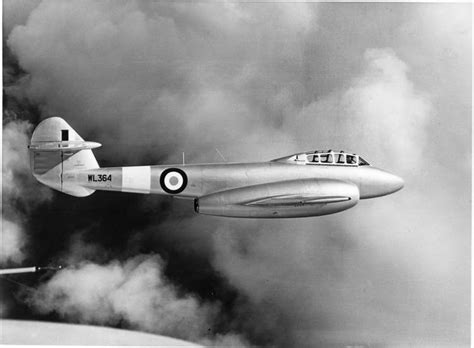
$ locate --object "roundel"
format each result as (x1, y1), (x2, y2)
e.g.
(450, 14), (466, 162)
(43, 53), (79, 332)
(160, 168), (188, 194)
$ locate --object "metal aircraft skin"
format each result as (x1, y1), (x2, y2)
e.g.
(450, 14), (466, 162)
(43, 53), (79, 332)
(28, 117), (404, 218)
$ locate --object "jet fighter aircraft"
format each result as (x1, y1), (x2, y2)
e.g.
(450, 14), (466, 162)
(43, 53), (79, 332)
(28, 117), (404, 218)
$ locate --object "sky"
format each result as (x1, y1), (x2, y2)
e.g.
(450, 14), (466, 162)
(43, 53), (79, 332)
(1, 1), (471, 347)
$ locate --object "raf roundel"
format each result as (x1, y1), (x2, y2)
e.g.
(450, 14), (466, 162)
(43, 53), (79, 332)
(160, 168), (188, 194)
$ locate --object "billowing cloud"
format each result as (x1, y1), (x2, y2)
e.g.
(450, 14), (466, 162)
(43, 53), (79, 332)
(206, 46), (466, 346)
(208, 46), (466, 346)
(2, 117), (51, 208)
(2, 117), (52, 264)
(282, 47), (431, 172)
(28, 252), (248, 346)
(7, 0), (318, 163)
(2, 0), (41, 39)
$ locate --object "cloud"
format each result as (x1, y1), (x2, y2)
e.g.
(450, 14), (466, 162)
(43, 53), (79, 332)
(27, 252), (248, 346)
(7, 0), (318, 163)
(284, 47), (431, 173)
(3, 118), (32, 204)
(2, 117), (52, 265)
(2, 0), (41, 39)
(211, 211), (467, 347)
(208, 48), (465, 347)
(1, 219), (26, 264)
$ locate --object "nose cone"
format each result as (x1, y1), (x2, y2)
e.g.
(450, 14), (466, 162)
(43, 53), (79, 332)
(358, 168), (404, 199)
(385, 172), (404, 194)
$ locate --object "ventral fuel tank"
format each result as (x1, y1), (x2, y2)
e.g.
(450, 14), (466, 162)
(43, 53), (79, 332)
(195, 179), (359, 218)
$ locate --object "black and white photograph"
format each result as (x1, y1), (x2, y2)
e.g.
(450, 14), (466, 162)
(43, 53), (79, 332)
(1, 1), (471, 347)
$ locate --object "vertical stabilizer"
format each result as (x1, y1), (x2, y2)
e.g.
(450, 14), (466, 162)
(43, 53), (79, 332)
(29, 117), (101, 197)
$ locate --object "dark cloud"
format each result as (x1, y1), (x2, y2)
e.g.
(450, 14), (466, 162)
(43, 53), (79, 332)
(2, 1), (470, 347)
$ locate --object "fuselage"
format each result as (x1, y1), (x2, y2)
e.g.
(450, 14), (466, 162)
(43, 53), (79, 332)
(68, 161), (404, 199)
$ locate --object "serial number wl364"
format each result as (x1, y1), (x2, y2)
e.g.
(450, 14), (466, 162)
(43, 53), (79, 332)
(88, 174), (112, 182)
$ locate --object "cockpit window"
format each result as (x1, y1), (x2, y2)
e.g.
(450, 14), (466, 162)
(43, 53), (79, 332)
(336, 153), (345, 164)
(346, 155), (357, 164)
(320, 153), (333, 164)
(272, 150), (369, 166)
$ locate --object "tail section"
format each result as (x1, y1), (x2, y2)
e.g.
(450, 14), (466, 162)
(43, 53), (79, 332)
(29, 117), (101, 197)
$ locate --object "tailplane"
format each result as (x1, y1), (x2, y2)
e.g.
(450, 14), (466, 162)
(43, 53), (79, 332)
(29, 117), (101, 197)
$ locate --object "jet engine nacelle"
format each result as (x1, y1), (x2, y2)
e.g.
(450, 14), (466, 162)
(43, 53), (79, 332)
(195, 179), (359, 218)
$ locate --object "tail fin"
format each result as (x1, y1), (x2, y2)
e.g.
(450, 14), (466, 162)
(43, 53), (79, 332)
(29, 117), (101, 197)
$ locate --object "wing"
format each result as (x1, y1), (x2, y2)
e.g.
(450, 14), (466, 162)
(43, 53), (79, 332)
(196, 179), (359, 218)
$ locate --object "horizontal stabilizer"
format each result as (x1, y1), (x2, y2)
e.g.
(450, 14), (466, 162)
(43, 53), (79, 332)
(28, 141), (101, 152)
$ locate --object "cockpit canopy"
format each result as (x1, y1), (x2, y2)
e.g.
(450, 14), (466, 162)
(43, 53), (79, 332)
(272, 150), (370, 166)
